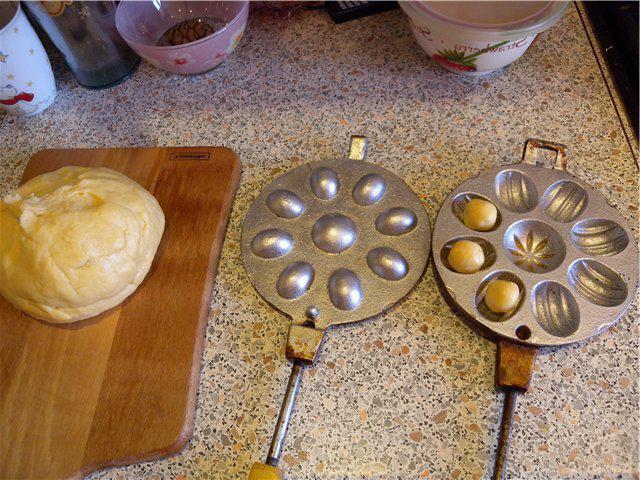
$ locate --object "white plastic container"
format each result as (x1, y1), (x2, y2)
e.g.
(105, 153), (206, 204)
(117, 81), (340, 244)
(0, 2), (56, 116)
(400, 1), (568, 76)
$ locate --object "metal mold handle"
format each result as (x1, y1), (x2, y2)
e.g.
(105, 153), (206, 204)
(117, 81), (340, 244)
(266, 361), (304, 467)
(348, 135), (368, 160)
(521, 138), (569, 171)
(492, 340), (538, 480)
(257, 325), (326, 475)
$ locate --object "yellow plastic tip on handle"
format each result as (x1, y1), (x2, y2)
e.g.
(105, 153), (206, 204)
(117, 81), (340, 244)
(248, 462), (284, 480)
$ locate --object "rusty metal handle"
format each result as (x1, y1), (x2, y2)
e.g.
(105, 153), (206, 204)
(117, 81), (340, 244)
(521, 138), (569, 171)
(492, 340), (537, 480)
(492, 389), (519, 480)
(266, 361), (304, 467)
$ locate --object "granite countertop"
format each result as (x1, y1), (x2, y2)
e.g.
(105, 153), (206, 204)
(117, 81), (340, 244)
(1, 4), (638, 480)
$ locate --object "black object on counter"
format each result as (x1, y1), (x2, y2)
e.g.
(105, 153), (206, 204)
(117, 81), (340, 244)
(325, 1), (397, 24)
(585, 1), (638, 137)
(24, 1), (139, 89)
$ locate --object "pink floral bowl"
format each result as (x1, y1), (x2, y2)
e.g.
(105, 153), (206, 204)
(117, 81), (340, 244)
(115, 1), (248, 75)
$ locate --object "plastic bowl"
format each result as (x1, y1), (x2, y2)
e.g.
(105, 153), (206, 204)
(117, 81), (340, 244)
(400, 1), (568, 76)
(115, 0), (248, 75)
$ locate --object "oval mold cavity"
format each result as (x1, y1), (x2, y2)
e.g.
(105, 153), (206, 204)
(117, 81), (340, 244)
(475, 271), (525, 322)
(367, 247), (408, 281)
(571, 218), (629, 256)
(310, 167), (339, 200)
(250, 229), (294, 259)
(311, 213), (357, 253)
(567, 259), (627, 307)
(352, 173), (387, 206)
(375, 207), (417, 236)
(494, 170), (538, 213)
(276, 262), (315, 299)
(328, 269), (363, 310)
(266, 189), (305, 219)
(451, 193), (502, 231)
(542, 180), (588, 222)
(440, 236), (496, 273)
(531, 281), (580, 337)
(503, 220), (565, 273)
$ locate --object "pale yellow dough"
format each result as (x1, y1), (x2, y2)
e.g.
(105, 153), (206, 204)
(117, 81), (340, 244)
(484, 280), (520, 314)
(448, 239), (485, 274)
(463, 198), (497, 231)
(0, 166), (165, 323)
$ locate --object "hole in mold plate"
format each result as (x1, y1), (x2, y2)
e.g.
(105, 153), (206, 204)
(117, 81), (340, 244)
(475, 271), (525, 322)
(531, 281), (580, 337)
(451, 193), (502, 231)
(542, 180), (588, 223)
(440, 236), (496, 273)
(567, 259), (627, 307)
(571, 218), (629, 256)
(515, 325), (532, 340)
(503, 220), (565, 273)
(494, 169), (538, 213)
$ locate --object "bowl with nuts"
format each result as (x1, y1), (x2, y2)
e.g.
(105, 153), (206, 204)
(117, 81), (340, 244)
(116, 0), (248, 74)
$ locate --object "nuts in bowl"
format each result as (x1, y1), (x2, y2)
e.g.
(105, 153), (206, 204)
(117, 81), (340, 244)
(115, 1), (248, 75)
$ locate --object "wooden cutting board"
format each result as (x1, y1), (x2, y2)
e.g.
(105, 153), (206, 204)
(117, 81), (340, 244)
(0, 146), (241, 479)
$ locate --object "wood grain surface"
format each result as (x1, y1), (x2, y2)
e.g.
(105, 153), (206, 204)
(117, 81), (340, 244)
(0, 147), (241, 479)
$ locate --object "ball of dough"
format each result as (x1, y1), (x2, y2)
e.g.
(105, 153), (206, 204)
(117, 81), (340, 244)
(484, 280), (520, 314)
(448, 239), (485, 274)
(463, 198), (497, 231)
(0, 166), (165, 323)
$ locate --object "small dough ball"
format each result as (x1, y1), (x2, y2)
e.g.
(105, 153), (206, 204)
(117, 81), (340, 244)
(463, 198), (497, 231)
(448, 240), (485, 274)
(0, 166), (165, 323)
(484, 280), (520, 314)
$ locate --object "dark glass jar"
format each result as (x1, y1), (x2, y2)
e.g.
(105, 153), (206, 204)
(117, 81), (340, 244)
(24, 1), (140, 89)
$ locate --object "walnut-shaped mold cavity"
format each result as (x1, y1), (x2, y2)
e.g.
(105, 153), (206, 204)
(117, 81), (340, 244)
(312, 213), (357, 253)
(542, 180), (587, 223)
(310, 167), (339, 200)
(367, 247), (408, 281)
(375, 207), (417, 236)
(352, 174), (387, 206)
(266, 189), (305, 219)
(568, 259), (627, 307)
(494, 169), (538, 213)
(475, 271), (525, 322)
(328, 269), (363, 310)
(571, 218), (629, 256)
(276, 262), (315, 299)
(440, 236), (496, 274)
(531, 281), (580, 337)
(251, 229), (294, 259)
(451, 193), (502, 231)
(503, 220), (565, 273)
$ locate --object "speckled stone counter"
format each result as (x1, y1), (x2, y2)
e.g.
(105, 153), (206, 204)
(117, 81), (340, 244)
(1, 4), (638, 480)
